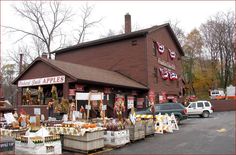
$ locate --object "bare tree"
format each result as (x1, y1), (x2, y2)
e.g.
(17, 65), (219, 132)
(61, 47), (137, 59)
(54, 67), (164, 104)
(3, 1), (73, 59)
(167, 20), (186, 46)
(200, 11), (235, 89)
(73, 3), (103, 44)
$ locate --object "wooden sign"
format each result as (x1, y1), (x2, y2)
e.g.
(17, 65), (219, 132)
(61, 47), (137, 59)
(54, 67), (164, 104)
(18, 75), (65, 87)
(75, 84), (84, 91)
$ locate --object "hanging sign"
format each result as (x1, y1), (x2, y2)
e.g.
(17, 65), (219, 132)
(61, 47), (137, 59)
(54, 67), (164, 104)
(148, 90), (155, 104)
(137, 98), (144, 108)
(76, 92), (104, 100)
(75, 84), (84, 91)
(18, 75), (65, 87)
(127, 96), (134, 109)
(159, 91), (167, 103)
(69, 89), (76, 96)
(104, 87), (111, 94)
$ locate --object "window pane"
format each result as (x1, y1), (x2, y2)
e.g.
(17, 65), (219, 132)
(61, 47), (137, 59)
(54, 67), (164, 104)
(197, 102), (204, 107)
(160, 105), (170, 110)
(190, 103), (196, 108)
(172, 104), (182, 109)
(204, 102), (210, 107)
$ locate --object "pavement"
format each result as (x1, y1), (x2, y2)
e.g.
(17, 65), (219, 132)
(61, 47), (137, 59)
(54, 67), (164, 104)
(106, 111), (235, 154)
(63, 111), (235, 154)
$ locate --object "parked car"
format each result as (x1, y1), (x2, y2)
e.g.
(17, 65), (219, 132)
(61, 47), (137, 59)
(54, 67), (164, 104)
(136, 103), (188, 124)
(186, 100), (214, 118)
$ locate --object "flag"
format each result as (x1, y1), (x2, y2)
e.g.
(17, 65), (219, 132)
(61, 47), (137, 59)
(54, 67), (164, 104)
(157, 42), (165, 54)
(159, 68), (169, 80)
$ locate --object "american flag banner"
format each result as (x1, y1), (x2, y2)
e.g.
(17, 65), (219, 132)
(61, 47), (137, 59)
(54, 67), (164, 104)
(169, 49), (176, 59)
(159, 68), (169, 80)
(169, 72), (178, 80)
(154, 42), (164, 54)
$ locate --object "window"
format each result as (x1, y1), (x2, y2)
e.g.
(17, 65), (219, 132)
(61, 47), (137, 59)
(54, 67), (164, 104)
(152, 41), (157, 56)
(189, 103), (196, 108)
(197, 102), (204, 108)
(204, 102), (210, 107)
(171, 104), (182, 109)
(160, 105), (171, 110)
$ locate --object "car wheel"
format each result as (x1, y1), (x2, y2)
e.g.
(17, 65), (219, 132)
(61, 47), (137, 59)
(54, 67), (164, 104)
(202, 111), (210, 118)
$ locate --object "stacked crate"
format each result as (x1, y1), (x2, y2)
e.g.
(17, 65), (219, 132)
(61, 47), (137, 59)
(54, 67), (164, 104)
(104, 129), (130, 147)
(63, 130), (104, 152)
(144, 120), (155, 136)
(128, 121), (145, 141)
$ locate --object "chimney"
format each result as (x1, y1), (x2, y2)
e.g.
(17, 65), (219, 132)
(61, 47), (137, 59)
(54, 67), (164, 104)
(41, 52), (47, 59)
(125, 13), (131, 33)
(19, 53), (23, 74)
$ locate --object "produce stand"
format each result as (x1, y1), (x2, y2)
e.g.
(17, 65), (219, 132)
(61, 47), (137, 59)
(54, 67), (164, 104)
(56, 92), (106, 153)
(0, 137), (15, 154)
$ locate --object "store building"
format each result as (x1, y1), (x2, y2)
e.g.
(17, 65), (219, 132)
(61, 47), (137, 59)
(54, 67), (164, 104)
(12, 14), (185, 118)
(12, 57), (148, 118)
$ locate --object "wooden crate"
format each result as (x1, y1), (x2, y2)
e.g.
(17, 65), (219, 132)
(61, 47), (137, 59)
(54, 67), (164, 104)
(63, 130), (105, 152)
(63, 137), (104, 151)
(144, 121), (155, 136)
(64, 130), (104, 141)
(128, 122), (145, 141)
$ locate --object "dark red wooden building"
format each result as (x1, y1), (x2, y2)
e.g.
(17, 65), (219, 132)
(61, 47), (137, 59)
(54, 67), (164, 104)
(12, 14), (185, 118)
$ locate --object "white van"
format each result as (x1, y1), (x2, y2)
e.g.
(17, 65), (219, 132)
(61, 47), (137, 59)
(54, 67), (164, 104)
(210, 90), (225, 99)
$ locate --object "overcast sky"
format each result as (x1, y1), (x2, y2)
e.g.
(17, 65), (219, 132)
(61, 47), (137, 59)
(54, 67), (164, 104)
(1, 1), (234, 64)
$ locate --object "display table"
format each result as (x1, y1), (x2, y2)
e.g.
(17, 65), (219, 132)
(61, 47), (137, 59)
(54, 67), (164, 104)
(0, 137), (15, 154)
(0, 128), (28, 138)
(62, 130), (105, 153)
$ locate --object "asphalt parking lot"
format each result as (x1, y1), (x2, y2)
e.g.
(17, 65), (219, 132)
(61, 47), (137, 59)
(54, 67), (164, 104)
(108, 111), (235, 154)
